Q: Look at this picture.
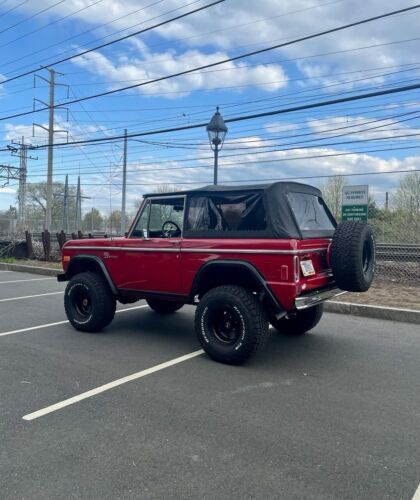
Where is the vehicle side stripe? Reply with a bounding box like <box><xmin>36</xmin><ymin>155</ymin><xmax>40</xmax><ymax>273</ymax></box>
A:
<box><xmin>63</xmin><ymin>246</ymin><xmax>327</xmax><ymax>255</ymax></box>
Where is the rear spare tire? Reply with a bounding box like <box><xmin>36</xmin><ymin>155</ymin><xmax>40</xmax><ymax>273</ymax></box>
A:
<box><xmin>146</xmin><ymin>299</ymin><xmax>184</xmax><ymax>314</ymax></box>
<box><xmin>64</xmin><ymin>272</ymin><xmax>116</xmax><ymax>332</ymax></box>
<box><xmin>195</xmin><ymin>285</ymin><xmax>269</xmax><ymax>365</ymax></box>
<box><xmin>270</xmin><ymin>304</ymin><xmax>323</xmax><ymax>335</ymax></box>
<box><xmin>330</xmin><ymin>221</ymin><xmax>375</xmax><ymax>292</ymax></box>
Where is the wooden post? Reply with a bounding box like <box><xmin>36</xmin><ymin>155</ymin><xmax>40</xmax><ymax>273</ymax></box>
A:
<box><xmin>25</xmin><ymin>231</ymin><xmax>33</xmax><ymax>259</ymax></box>
<box><xmin>42</xmin><ymin>230</ymin><xmax>51</xmax><ymax>261</ymax></box>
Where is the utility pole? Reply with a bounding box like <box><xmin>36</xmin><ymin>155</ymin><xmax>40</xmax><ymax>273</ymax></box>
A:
<box><xmin>121</xmin><ymin>128</ymin><xmax>128</xmax><ymax>236</ymax></box>
<box><xmin>63</xmin><ymin>174</ymin><xmax>69</xmax><ymax>233</ymax></box>
<box><xmin>76</xmin><ymin>175</ymin><xmax>81</xmax><ymax>230</ymax></box>
<box><xmin>33</xmin><ymin>68</ymin><xmax>68</xmax><ymax>232</ymax></box>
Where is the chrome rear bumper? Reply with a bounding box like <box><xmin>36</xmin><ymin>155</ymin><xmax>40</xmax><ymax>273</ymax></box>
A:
<box><xmin>295</xmin><ymin>286</ymin><xmax>345</xmax><ymax>310</ymax></box>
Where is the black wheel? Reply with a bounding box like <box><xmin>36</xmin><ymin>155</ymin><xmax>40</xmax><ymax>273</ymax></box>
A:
<box><xmin>146</xmin><ymin>299</ymin><xmax>184</xmax><ymax>314</ymax></box>
<box><xmin>64</xmin><ymin>272</ymin><xmax>116</xmax><ymax>332</ymax></box>
<box><xmin>270</xmin><ymin>304</ymin><xmax>323</xmax><ymax>335</ymax></box>
<box><xmin>195</xmin><ymin>285</ymin><xmax>269</xmax><ymax>365</ymax></box>
<box><xmin>330</xmin><ymin>221</ymin><xmax>375</xmax><ymax>292</ymax></box>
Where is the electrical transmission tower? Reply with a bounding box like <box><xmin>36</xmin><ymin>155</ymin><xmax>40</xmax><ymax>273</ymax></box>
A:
<box><xmin>33</xmin><ymin>68</ymin><xmax>69</xmax><ymax>232</ymax></box>
<box><xmin>7</xmin><ymin>137</ymin><xmax>37</xmax><ymax>230</ymax></box>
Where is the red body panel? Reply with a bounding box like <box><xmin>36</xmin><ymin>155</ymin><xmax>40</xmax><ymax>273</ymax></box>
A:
<box><xmin>62</xmin><ymin>236</ymin><xmax>332</xmax><ymax>311</ymax></box>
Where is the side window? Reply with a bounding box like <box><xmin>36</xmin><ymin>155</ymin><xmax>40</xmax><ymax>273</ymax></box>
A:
<box><xmin>149</xmin><ymin>198</ymin><xmax>185</xmax><ymax>238</ymax></box>
<box><xmin>187</xmin><ymin>193</ymin><xmax>267</xmax><ymax>233</ymax></box>
<box><xmin>131</xmin><ymin>200</ymin><xmax>151</xmax><ymax>237</ymax></box>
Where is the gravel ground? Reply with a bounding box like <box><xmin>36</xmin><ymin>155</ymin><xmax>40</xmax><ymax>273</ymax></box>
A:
<box><xmin>336</xmin><ymin>280</ymin><xmax>420</xmax><ymax>311</ymax></box>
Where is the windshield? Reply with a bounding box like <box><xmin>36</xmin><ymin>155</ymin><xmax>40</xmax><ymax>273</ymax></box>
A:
<box><xmin>287</xmin><ymin>192</ymin><xmax>335</xmax><ymax>234</ymax></box>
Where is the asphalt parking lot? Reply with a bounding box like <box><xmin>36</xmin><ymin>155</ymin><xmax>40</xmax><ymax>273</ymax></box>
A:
<box><xmin>0</xmin><ymin>269</ymin><xmax>419</xmax><ymax>500</ymax></box>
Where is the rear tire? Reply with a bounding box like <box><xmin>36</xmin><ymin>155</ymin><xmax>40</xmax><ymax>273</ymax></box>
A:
<box><xmin>195</xmin><ymin>285</ymin><xmax>269</xmax><ymax>365</ymax></box>
<box><xmin>64</xmin><ymin>272</ymin><xmax>116</xmax><ymax>332</ymax></box>
<box><xmin>331</xmin><ymin>221</ymin><xmax>375</xmax><ymax>292</ymax></box>
<box><xmin>270</xmin><ymin>304</ymin><xmax>323</xmax><ymax>335</ymax></box>
<box><xmin>146</xmin><ymin>299</ymin><xmax>184</xmax><ymax>314</ymax></box>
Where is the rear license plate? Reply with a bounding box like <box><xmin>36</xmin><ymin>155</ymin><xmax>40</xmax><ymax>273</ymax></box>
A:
<box><xmin>300</xmin><ymin>260</ymin><xmax>315</xmax><ymax>277</ymax></box>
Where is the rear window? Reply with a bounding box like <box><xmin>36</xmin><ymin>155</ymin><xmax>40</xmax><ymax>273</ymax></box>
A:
<box><xmin>287</xmin><ymin>192</ymin><xmax>335</xmax><ymax>232</ymax></box>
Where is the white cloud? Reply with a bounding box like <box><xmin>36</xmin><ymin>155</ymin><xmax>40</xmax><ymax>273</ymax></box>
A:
<box><xmin>307</xmin><ymin>115</ymin><xmax>420</xmax><ymax>140</ymax></box>
<box><xmin>73</xmin><ymin>48</ymin><xmax>288</xmax><ymax>98</ymax></box>
<box><xmin>264</xmin><ymin>122</ymin><xmax>299</xmax><ymax>134</ymax></box>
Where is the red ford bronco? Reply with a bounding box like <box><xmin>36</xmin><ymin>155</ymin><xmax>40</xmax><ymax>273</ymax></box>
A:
<box><xmin>59</xmin><ymin>182</ymin><xmax>375</xmax><ymax>364</ymax></box>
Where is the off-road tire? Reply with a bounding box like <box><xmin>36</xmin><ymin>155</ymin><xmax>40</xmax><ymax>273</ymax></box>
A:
<box><xmin>64</xmin><ymin>272</ymin><xmax>116</xmax><ymax>332</ymax></box>
<box><xmin>270</xmin><ymin>304</ymin><xmax>323</xmax><ymax>335</ymax></box>
<box><xmin>195</xmin><ymin>285</ymin><xmax>269</xmax><ymax>365</ymax></box>
<box><xmin>146</xmin><ymin>299</ymin><xmax>184</xmax><ymax>314</ymax></box>
<box><xmin>330</xmin><ymin>221</ymin><xmax>375</xmax><ymax>292</ymax></box>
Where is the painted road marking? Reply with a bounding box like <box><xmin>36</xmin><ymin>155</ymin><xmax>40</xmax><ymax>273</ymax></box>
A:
<box><xmin>0</xmin><ymin>277</ymin><xmax>56</xmax><ymax>284</ymax></box>
<box><xmin>0</xmin><ymin>270</ymin><xmax>12</xmax><ymax>272</ymax></box>
<box><xmin>23</xmin><ymin>350</ymin><xmax>204</xmax><ymax>421</ymax></box>
<box><xmin>412</xmin><ymin>483</ymin><xmax>420</xmax><ymax>500</ymax></box>
<box><xmin>0</xmin><ymin>304</ymin><xmax>147</xmax><ymax>338</ymax></box>
<box><xmin>0</xmin><ymin>291</ymin><xmax>64</xmax><ymax>302</ymax></box>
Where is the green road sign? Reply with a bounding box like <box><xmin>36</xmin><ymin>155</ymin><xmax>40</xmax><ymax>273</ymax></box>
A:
<box><xmin>342</xmin><ymin>204</ymin><xmax>368</xmax><ymax>221</ymax></box>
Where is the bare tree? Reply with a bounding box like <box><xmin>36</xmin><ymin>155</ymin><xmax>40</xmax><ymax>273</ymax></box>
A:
<box><xmin>393</xmin><ymin>171</ymin><xmax>420</xmax><ymax>242</ymax></box>
<box><xmin>320</xmin><ymin>176</ymin><xmax>347</xmax><ymax>220</ymax></box>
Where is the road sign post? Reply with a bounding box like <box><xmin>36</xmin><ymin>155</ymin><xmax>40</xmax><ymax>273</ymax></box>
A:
<box><xmin>342</xmin><ymin>185</ymin><xmax>369</xmax><ymax>222</ymax></box>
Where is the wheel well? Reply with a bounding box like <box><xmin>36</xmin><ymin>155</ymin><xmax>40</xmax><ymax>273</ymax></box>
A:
<box><xmin>192</xmin><ymin>261</ymin><xmax>284</xmax><ymax>316</ymax></box>
<box><xmin>195</xmin><ymin>265</ymin><xmax>262</xmax><ymax>297</ymax></box>
<box><xmin>67</xmin><ymin>259</ymin><xmax>101</xmax><ymax>278</ymax></box>
<box><xmin>66</xmin><ymin>256</ymin><xmax>117</xmax><ymax>295</ymax></box>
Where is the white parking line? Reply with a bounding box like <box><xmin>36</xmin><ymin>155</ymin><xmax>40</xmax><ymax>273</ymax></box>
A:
<box><xmin>0</xmin><ymin>277</ymin><xmax>56</xmax><ymax>284</ymax></box>
<box><xmin>23</xmin><ymin>349</ymin><xmax>204</xmax><ymax>421</ymax></box>
<box><xmin>0</xmin><ymin>291</ymin><xmax>64</xmax><ymax>302</ymax></box>
<box><xmin>0</xmin><ymin>304</ymin><xmax>147</xmax><ymax>338</ymax></box>
<box><xmin>412</xmin><ymin>483</ymin><xmax>420</xmax><ymax>500</ymax></box>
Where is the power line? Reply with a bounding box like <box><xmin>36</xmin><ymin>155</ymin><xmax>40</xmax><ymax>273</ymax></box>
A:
<box><xmin>0</xmin><ymin>0</ymin><xmax>104</xmax><ymax>50</ymax></box>
<box><xmin>0</xmin><ymin>0</ymin><xmax>167</xmax><ymax>70</ymax></box>
<box><xmin>1</xmin><ymin>3</ymin><xmax>418</xmax><ymax>121</ymax></box>
<box><xmin>0</xmin><ymin>0</ymin><xmax>65</xmax><ymax>36</ymax></box>
<box><xmin>61</xmin><ymin>166</ymin><xmax>420</xmax><ymax>187</ymax></box>
<box><xmin>0</xmin><ymin>0</ymin><xmax>224</xmax><ymax>85</ymax></box>
<box><xmin>2</xmin><ymin>0</ymin><xmax>344</xmax><ymax>75</ymax></box>
<box><xmin>0</xmin><ymin>0</ymin><xmax>29</xmax><ymax>19</ymax></box>
<box><xmin>16</xmin><ymin>81</ymin><xmax>420</xmax><ymax>150</ymax></box>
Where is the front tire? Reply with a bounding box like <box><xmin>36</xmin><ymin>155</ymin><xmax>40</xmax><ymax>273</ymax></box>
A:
<box><xmin>195</xmin><ymin>285</ymin><xmax>269</xmax><ymax>365</ymax></box>
<box><xmin>146</xmin><ymin>299</ymin><xmax>184</xmax><ymax>314</ymax></box>
<box><xmin>270</xmin><ymin>304</ymin><xmax>323</xmax><ymax>335</ymax></box>
<box><xmin>64</xmin><ymin>272</ymin><xmax>116</xmax><ymax>332</ymax></box>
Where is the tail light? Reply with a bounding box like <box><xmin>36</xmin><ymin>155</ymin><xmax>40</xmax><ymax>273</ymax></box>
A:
<box><xmin>293</xmin><ymin>255</ymin><xmax>300</xmax><ymax>282</ymax></box>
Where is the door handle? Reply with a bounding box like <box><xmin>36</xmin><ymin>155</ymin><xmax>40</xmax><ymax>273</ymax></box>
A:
<box><xmin>169</xmin><ymin>240</ymin><xmax>180</xmax><ymax>245</ymax></box>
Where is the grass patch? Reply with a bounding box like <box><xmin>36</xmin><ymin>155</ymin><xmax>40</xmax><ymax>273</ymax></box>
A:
<box><xmin>0</xmin><ymin>257</ymin><xmax>16</xmax><ymax>263</ymax></box>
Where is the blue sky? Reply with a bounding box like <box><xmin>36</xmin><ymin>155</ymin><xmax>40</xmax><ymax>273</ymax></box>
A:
<box><xmin>0</xmin><ymin>0</ymin><xmax>419</xmax><ymax>217</ymax></box>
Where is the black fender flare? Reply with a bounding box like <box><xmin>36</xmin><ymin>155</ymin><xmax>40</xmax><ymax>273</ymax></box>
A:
<box><xmin>57</xmin><ymin>255</ymin><xmax>118</xmax><ymax>295</ymax></box>
<box><xmin>190</xmin><ymin>259</ymin><xmax>284</xmax><ymax>315</ymax></box>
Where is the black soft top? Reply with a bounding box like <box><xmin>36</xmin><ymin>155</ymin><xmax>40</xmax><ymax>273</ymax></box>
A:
<box><xmin>144</xmin><ymin>181</ymin><xmax>335</xmax><ymax>239</ymax></box>
<box><xmin>143</xmin><ymin>181</ymin><xmax>322</xmax><ymax>198</ymax></box>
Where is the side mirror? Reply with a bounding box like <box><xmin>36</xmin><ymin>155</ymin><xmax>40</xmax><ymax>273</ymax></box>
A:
<box><xmin>142</xmin><ymin>229</ymin><xmax>149</xmax><ymax>239</ymax></box>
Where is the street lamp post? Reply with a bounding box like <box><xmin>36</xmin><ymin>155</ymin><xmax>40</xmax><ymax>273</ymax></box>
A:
<box><xmin>206</xmin><ymin>107</ymin><xmax>228</xmax><ymax>185</ymax></box>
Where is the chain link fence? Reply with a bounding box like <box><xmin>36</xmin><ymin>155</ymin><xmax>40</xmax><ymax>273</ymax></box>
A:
<box><xmin>1</xmin><ymin>201</ymin><xmax>419</xmax><ymax>286</ymax></box>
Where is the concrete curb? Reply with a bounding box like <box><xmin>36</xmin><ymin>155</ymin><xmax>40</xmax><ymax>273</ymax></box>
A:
<box><xmin>0</xmin><ymin>262</ymin><xmax>59</xmax><ymax>277</ymax></box>
<box><xmin>324</xmin><ymin>301</ymin><xmax>420</xmax><ymax>325</ymax></box>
